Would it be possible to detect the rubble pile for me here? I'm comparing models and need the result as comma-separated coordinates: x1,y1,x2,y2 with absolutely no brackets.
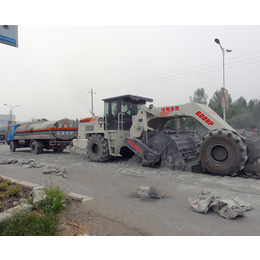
0,158,44,168
0,158,65,178
43,166,66,178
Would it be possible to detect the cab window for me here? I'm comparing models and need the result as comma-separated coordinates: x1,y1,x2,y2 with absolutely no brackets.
104,102,109,118
121,101,140,118
8,126,13,134
111,101,118,120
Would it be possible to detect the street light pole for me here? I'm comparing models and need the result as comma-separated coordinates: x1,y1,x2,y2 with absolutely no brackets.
88,88,96,116
4,104,20,124
214,38,232,122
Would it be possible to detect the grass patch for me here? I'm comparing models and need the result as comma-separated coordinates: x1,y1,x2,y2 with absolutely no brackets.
37,185,66,214
0,211,59,236
0,184,67,236
5,185,21,197
0,183,9,191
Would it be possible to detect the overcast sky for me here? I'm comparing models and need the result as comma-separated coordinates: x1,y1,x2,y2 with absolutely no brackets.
1,3,260,122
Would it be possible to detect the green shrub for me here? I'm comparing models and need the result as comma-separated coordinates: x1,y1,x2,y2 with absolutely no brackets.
0,184,66,236
6,185,21,197
38,186,66,214
0,211,59,236
0,183,8,191
0,178,11,185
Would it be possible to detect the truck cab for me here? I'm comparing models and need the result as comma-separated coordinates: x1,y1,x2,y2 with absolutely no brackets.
6,124,20,144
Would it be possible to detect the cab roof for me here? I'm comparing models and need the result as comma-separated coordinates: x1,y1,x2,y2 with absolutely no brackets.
102,94,153,103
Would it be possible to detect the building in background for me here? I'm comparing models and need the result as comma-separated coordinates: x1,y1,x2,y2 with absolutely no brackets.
0,114,16,128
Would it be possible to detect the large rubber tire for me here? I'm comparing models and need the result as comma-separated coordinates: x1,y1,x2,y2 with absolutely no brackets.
236,129,260,164
31,141,43,154
9,141,17,152
197,129,248,176
87,134,110,162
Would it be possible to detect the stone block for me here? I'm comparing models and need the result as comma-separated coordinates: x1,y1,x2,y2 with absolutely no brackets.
5,203,33,214
82,196,93,202
68,192,86,201
16,181,39,188
32,189,46,204
0,211,14,222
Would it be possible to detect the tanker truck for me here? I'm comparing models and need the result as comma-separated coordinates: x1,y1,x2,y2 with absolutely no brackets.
7,118,78,154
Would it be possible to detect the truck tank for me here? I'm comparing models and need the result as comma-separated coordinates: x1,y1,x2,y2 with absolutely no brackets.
15,119,78,141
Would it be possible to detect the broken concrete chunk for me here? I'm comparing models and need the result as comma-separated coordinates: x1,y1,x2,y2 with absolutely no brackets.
43,169,54,174
0,159,18,164
0,159,8,164
135,186,150,195
43,166,66,177
0,158,44,168
6,203,33,215
31,187,46,204
10,159,18,164
13,201,19,207
134,186,163,199
148,187,162,199
25,162,45,168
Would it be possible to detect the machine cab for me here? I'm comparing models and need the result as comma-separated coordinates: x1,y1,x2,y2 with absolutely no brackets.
103,94,153,131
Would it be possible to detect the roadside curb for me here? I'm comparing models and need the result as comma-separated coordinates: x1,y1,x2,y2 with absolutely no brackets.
0,175,93,223
0,175,93,202
67,192,93,202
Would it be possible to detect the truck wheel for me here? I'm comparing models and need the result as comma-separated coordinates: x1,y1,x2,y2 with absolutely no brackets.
31,141,42,154
197,129,248,176
10,141,17,152
87,134,110,162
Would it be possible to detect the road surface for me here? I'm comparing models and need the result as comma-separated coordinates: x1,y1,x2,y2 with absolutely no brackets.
1,144,260,235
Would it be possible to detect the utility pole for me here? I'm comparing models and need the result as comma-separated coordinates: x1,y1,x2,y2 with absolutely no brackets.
4,104,19,125
89,88,96,116
214,38,232,122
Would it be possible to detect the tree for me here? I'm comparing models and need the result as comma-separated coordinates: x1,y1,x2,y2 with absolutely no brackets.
247,99,259,112
179,87,209,132
246,99,260,126
189,87,208,105
167,87,260,133
208,90,223,118
226,96,246,118
251,101,260,125
208,89,232,118
226,97,254,129
187,87,260,131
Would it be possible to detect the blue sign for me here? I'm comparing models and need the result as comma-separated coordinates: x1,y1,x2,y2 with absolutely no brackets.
0,25,18,47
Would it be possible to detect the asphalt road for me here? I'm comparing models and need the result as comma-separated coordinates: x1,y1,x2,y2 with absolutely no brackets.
1,143,260,236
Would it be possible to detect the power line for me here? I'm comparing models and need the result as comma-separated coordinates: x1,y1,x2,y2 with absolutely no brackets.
93,51,260,92
18,90,88,111
94,58,260,92
94,54,260,92
17,51,260,110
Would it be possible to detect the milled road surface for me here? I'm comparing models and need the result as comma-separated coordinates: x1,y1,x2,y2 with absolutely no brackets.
1,144,260,235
